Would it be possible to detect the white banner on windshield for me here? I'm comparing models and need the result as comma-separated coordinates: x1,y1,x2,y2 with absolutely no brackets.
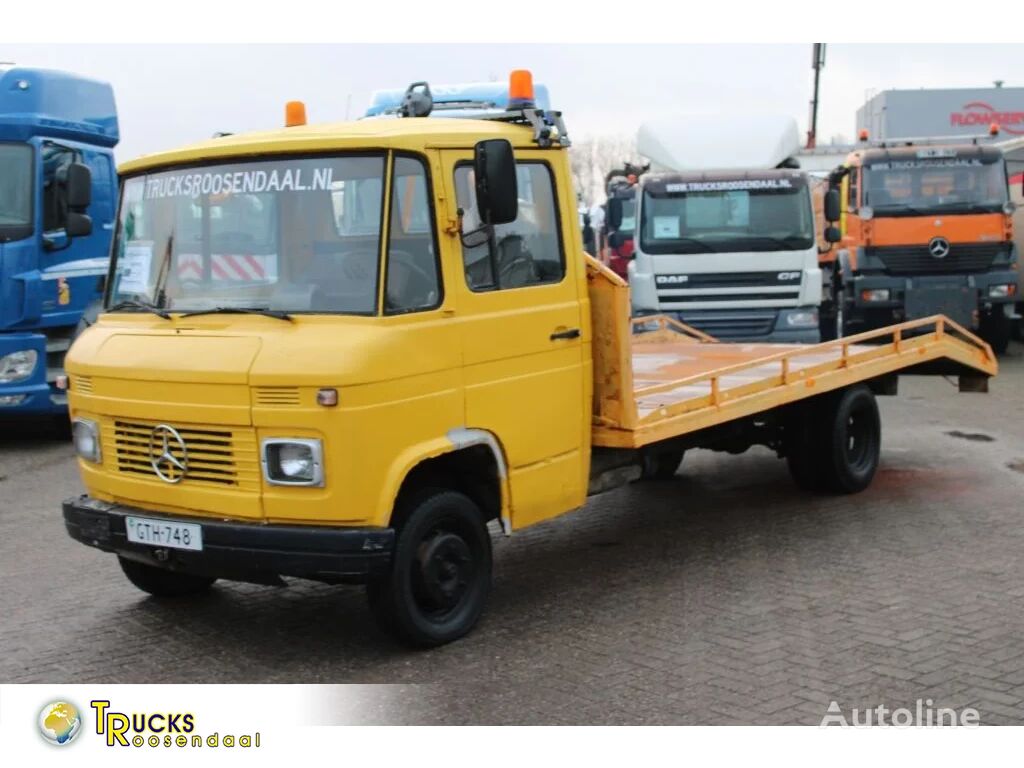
144,166,335,200
665,178,794,193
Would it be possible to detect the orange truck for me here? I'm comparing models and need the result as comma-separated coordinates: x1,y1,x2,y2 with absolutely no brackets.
819,138,1018,352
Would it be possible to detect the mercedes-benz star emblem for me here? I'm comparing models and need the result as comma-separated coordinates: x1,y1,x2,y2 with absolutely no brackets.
148,424,188,483
928,237,950,259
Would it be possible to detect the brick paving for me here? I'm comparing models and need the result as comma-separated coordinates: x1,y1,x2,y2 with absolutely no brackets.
2,344,1024,724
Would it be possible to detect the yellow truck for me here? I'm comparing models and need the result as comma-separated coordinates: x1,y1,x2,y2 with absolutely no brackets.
62,73,998,646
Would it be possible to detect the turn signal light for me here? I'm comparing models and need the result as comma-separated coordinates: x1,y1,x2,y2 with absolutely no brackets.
285,101,307,128
317,388,339,407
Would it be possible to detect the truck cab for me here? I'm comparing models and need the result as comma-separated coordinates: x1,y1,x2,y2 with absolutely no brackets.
627,116,822,342
600,163,645,280
0,66,119,417
820,139,1017,352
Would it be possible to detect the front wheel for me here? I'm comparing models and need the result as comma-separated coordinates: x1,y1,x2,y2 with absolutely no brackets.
118,556,216,597
367,489,492,647
979,308,1011,356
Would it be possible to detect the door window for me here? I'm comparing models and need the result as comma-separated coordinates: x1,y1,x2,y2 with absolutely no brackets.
454,162,565,291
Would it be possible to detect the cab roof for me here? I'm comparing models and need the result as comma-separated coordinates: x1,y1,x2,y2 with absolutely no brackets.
118,116,541,176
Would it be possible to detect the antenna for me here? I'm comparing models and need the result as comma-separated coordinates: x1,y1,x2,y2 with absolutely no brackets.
807,43,826,149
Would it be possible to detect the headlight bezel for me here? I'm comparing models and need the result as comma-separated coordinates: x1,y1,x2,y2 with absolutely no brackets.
0,349,39,384
72,418,101,464
261,438,324,487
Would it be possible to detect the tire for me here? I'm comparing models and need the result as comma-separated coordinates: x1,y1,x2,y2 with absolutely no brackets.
118,556,216,598
785,400,829,492
639,448,685,480
786,385,881,494
367,489,492,648
979,309,1011,356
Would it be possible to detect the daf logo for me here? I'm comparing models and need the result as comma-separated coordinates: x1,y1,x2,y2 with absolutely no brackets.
777,272,801,281
928,237,951,259
148,424,188,483
656,275,689,285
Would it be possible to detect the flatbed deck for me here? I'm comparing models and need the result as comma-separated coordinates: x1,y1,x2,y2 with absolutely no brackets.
585,258,998,449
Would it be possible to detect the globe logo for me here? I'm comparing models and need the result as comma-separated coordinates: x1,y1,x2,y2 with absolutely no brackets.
38,701,82,746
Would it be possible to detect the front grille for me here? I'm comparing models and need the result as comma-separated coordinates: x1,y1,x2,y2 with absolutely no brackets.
74,376,93,394
254,386,301,407
658,291,800,303
107,419,259,489
678,311,777,339
655,271,803,289
868,243,1003,275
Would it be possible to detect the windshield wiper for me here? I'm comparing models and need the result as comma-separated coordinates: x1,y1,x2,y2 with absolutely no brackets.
180,306,293,321
106,300,172,320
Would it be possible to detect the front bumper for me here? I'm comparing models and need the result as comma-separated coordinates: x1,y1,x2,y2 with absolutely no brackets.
0,332,64,415
845,269,1019,330
63,495,395,585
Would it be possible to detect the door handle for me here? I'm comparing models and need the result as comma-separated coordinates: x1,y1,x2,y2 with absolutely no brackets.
550,327,581,341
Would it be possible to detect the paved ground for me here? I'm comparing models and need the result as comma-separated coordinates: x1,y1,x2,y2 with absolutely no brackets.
3,343,1024,724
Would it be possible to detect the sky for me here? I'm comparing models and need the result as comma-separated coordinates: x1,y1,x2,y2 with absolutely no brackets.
2,43,1021,162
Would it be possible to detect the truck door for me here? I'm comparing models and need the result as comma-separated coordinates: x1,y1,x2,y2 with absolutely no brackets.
441,149,588,530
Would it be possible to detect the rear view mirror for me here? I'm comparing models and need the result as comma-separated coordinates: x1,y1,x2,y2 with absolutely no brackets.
824,188,841,222
66,211,92,238
824,225,841,244
607,197,622,230
473,139,518,225
64,162,92,210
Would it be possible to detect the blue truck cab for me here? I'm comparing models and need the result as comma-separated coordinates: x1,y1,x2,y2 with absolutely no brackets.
0,66,118,417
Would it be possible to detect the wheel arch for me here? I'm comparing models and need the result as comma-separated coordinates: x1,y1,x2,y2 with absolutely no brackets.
380,428,511,534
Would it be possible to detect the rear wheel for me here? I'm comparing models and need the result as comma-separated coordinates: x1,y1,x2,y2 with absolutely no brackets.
118,556,216,597
367,489,492,647
786,385,881,494
639,448,685,480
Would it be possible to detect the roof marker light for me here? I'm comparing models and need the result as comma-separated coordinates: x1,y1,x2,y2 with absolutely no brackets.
858,129,869,142
989,122,1000,136
285,101,307,128
508,70,535,109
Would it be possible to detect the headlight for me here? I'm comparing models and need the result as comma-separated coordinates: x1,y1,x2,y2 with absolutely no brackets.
861,289,891,302
72,418,101,463
262,439,324,486
1004,201,1017,216
0,350,38,384
782,309,819,328
988,284,1017,299
859,206,874,221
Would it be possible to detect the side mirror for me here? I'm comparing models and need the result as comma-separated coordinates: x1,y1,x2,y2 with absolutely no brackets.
66,211,93,238
824,188,841,223
64,162,93,210
607,197,623,230
824,225,841,244
473,139,518,225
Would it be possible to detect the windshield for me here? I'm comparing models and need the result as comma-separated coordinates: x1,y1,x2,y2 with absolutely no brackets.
109,155,390,314
0,143,33,241
640,177,814,254
863,158,1008,215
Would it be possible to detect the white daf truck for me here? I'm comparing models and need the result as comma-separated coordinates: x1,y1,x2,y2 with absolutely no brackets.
624,116,823,342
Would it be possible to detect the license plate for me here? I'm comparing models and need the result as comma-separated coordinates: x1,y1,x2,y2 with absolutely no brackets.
125,516,203,551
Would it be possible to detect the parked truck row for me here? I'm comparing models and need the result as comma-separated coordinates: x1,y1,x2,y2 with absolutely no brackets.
56,71,999,647
601,118,1019,353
